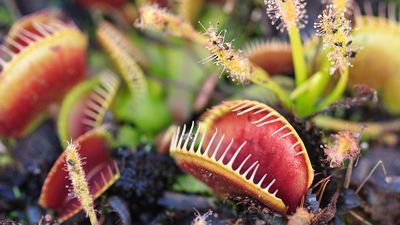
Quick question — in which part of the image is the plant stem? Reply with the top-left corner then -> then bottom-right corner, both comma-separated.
251,67 -> 293,110
305,59 -> 331,106
313,116 -> 400,138
290,72 -> 321,100
293,72 -> 324,116
295,58 -> 331,116
344,158 -> 354,189
288,27 -> 307,86
317,68 -> 349,110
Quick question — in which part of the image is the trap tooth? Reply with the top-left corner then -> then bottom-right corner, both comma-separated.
170,100 -> 314,213
245,39 -> 294,75
0,11 -> 87,137
58,71 -> 120,142
39,127 -> 120,222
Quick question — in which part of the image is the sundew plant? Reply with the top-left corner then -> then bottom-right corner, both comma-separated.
137,0 -> 358,118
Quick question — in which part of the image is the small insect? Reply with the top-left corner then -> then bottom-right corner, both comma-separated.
331,28 -> 338,34
349,51 -> 357,58
67,159 -> 75,166
334,42 -> 343,47
67,159 -> 76,172
222,43 -> 230,50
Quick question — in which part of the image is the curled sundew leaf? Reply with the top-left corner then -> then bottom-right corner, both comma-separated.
39,127 -> 120,223
0,11 -> 87,137
96,21 -> 147,100
170,100 -> 314,213
245,39 -> 293,75
58,71 -> 120,143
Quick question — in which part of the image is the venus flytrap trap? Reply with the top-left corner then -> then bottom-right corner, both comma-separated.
0,11 -> 87,137
245,39 -> 294,75
171,100 -> 314,214
39,127 -> 120,223
97,20 -> 171,134
58,71 -> 120,143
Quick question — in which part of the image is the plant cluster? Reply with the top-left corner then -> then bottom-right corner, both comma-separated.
0,0 -> 399,224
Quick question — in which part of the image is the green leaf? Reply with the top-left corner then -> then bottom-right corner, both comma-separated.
172,175 -> 212,194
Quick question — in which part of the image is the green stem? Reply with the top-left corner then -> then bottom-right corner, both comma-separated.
290,71 -> 322,100
295,58 -> 331,116
306,58 -> 331,105
251,67 -> 293,110
314,116 -> 400,138
317,68 -> 349,110
288,27 -> 307,86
